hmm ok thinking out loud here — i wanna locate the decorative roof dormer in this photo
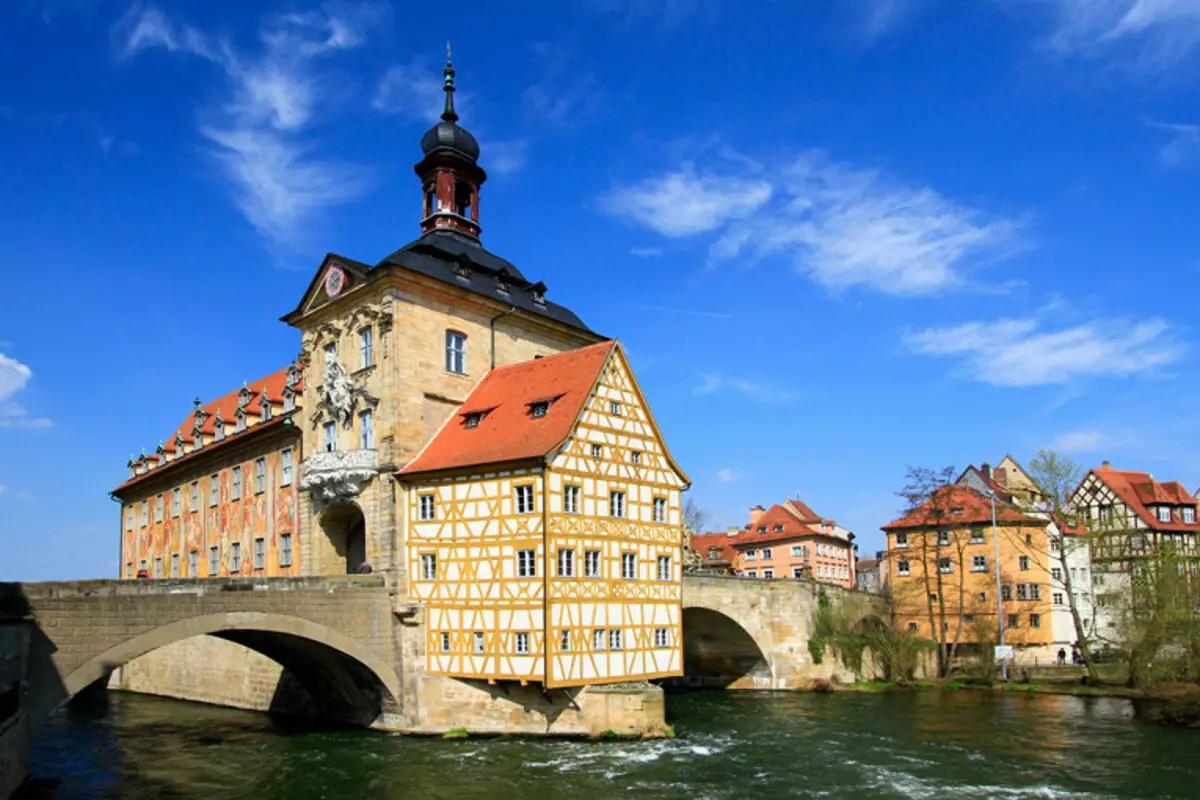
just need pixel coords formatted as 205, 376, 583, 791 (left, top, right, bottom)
238, 382, 252, 409
415, 46, 487, 240
260, 391, 272, 421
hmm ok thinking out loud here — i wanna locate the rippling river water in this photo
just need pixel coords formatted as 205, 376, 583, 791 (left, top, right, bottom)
25, 689, 1200, 799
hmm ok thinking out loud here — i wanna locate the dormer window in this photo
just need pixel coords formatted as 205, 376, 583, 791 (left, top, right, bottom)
283, 389, 296, 413
453, 261, 471, 281
1158, 506, 1172, 523
213, 418, 225, 441
530, 401, 549, 419
530, 281, 547, 306
464, 411, 485, 429
235, 410, 247, 433
1185, 507, 1196, 524
757, 526, 767, 533
238, 387, 252, 410
774, 524, 784, 532
285, 365, 300, 389
951, 508, 964, 516
260, 393, 272, 422
193, 431, 203, 451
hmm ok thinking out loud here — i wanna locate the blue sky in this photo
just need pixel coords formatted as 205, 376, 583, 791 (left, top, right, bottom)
3, 0, 1200, 580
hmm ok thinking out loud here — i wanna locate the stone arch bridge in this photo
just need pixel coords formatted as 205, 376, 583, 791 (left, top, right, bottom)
3, 574, 891, 733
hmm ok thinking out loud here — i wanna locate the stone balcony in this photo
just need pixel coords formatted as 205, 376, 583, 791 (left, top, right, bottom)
300, 449, 378, 502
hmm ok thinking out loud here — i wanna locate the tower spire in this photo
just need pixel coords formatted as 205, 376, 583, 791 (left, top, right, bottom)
442, 42, 458, 123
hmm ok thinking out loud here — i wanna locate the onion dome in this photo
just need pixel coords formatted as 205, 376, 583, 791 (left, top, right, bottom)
420, 46, 480, 163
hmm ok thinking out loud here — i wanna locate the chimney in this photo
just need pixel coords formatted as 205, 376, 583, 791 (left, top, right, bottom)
726, 526, 740, 538
1101, 461, 1112, 471
981, 462, 992, 481
749, 505, 766, 525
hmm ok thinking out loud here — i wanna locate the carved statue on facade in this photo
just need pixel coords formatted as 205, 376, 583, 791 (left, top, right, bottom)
322, 356, 355, 425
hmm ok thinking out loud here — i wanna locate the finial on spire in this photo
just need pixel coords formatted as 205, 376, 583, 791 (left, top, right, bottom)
441, 43, 458, 123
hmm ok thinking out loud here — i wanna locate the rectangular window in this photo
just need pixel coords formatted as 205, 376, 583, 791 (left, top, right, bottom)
1051, 567, 1062, 581
621, 552, 637, 580
1017, 583, 1029, 601
761, 548, 772, 560
564, 485, 580, 514
517, 549, 537, 578
171, 488, 181, 518
125, 506, 133, 531
630, 451, 641, 465
231, 466, 242, 500
610, 401, 622, 415
473, 632, 485, 655
280, 534, 293, 567
610, 490, 626, 519
190, 481, 199, 512
208, 546, 218, 576
591, 444, 602, 459
970, 528, 985, 544
418, 493, 435, 521
745, 550, 757, 562
938, 531, 951, 546
188, 550, 197, 577
763, 569, 774, 579
791, 545, 803, 557
515, 632, 530, 655
1001, 584, 1012, 601
170, 554, 179, 578
652, 496, 667, 523
446, 331, 467, 374
746, 570, 757, 577
530, 401, 548, 418
281, 449, 293, 486
609, 629, 623, 650
284, 391, 295, 412
231, 543, 242, 573
654, 628, 669, 648
971, 555, 988, 572
515, 484, 535, 514
557, 548, 575, 578
440, 632, 451, 653
420, 553, 437, 581
255, 458, 266, 494
253, 538, 265, 570
585, 550, 601, 578
1186, 508, 1196, 524
792, 567, 804, 578
210, 474, 219, 506
593, 629, 607, 650
125, 563, 133, 579
155, 495, 163, 523
1007, 614, 1019, 629
657, 555, 672, 581
1019, 555, 1030, 571
1053, 592, 1064, 606
323, 421, 336, 452
324, 341, 337, 366
359, 327, 373, 369
895, 532, 908, 548
1158, 506, 1171, 523
978, 592, 987, 603
561, 630, 571, 652
359, 410, 374, 450
154, 557, 163, 578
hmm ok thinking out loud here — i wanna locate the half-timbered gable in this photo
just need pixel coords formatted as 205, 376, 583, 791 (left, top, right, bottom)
400, 340, 689, 687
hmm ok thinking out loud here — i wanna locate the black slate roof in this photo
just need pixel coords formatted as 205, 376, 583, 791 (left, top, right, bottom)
376, 230, 595, 334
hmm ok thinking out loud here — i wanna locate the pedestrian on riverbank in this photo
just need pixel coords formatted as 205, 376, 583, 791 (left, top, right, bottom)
1057, 647, 1067, 666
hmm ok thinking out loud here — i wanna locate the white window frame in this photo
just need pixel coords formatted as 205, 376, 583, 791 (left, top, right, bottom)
323, 421, 336, 452
657, 555, 671, 581
418, 493, 436, 521
171, 488, 180, 518
188, 550, 198, 577
938, 530, 951, 546
515, 484, 535, 514
561, 629, 571, 652
591, 444, 602, 459
1019, 555, 1031, 571
515, 632, 530, 655
440, 632, 451, 653
446, 330, 467, 374
253, 537, 265, 570
1159, 506, 1172, 523
791, 545, 803, 557
210, 474, 219, 507
231, 466, 242, 500
608, 629, 623, 650
564, 485, 580, 514
610, 401, 622, 415
557, 548, 575, 578
621, 552, 637, 580
1186, 508, 1196, 524
761, 548, 772, 560
255, 458, 266, 494
208, 545, 218, 576
359, 327, 373, 369
473, 631, 485, 655
631, 451, 641, 465
420, 553, 437, 581
895, 532, 908, 548
359, 409, 374, 450
971, 555, 988, 572
792, 567, 804, 578
745, 550, 757, 562
517, 549, 537, 578
584, 549, 601, 578
281, 449, 293, 486
280, 534, 293, 567
653, 497, 667, 524
610, 490, 626, 519
154, 557, 163, 578
897, 560, 911, 577
190, 481, 199, 513
938, 558, 952, 574
231, 542, 242, 573
593, 629, 607, 650
155, 495, 163, 523
763, 569, 774, 579
970, 528, 986, 544
654, 628, 669, 648
170, 554, 179, 578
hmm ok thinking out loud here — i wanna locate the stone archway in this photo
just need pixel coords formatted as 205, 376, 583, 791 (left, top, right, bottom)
320, 502, 367, 574
675, 607, 773, 690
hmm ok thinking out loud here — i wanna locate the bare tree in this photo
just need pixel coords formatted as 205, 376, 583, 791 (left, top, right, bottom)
1026, 449, 1098, 683
682, 497, 712, 536
895, 465, 959, 677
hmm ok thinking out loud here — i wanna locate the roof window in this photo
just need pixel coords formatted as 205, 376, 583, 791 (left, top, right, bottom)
757, 526, 767, 533
530, 401, 550, 419
464, 411, 486, 429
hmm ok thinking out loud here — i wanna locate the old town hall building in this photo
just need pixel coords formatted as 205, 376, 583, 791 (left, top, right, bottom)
112, 57, 689, 691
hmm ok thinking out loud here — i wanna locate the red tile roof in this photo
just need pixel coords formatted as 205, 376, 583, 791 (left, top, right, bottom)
1089, 468, 1200, 532
882, 484, 1042, 531
401, 341, 617, 475
690, 532, 737, 563
116, 366, 302, 493
735, 502, 848, 547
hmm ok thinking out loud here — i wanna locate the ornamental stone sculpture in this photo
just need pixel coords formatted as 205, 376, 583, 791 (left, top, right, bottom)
323, 356, 354, 425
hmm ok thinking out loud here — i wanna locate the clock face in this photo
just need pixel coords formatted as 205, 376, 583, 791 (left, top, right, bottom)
324, 266, 346, 297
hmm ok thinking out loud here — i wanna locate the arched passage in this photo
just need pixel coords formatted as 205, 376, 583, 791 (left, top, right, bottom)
675, 607, 772, 690
35, 613, 400, 730
320, 502, 367, 574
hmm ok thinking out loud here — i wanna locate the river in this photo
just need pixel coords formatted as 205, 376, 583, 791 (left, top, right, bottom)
22, 689, 1200, 799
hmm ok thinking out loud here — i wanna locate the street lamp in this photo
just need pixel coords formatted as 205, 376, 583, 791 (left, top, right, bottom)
986, 488, 1008, 681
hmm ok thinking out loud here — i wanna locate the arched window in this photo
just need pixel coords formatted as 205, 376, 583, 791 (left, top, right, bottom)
445, 330, 466, 374
454, 181, 472, 218
424, 182, 437, 216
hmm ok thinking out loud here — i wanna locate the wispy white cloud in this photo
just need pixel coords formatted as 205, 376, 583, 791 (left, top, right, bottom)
630, 246, 664, 257
904, 316, 1185, 387
1048, 428, 1112, 453
716, 467, 743, 484
115, 2, 387, 253
1039, 0, 1200, 68
485, 140, 529, 175
371, 58, 446, 122
522, 43, 606, 124
1147, 119, 1200, 166
857, 0, 925, 42
602, 166, 772, 237
0, 353, 52, 429
604, 149, 1023, 295
642, 305, 731, 319
695, 373, 796, 402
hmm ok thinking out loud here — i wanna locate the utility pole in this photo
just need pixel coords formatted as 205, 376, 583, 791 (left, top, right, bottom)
988, 489, 1008, 681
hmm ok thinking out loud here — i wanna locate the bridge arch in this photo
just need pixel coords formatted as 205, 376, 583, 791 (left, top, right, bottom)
678, 603, 774, 690
51, 612, 400, 728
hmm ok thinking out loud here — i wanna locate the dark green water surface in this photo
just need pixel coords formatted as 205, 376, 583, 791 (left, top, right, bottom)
25, 689, 1200, 799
